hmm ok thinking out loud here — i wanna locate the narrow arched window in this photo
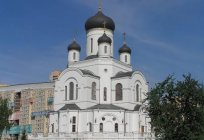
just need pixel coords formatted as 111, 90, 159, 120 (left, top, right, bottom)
104, 46, 107, 53
73, 52, 76, 60
104, 87, 107, 101
91, 82, 96, 100
76, 84, 78, 100
115, 123, 118, 132
51, 123, 54, 133
136, 84, 139, 102
89, 123, 92, 132
91, 38, 93, 53
99, 123, 103, 132
69, 82, 74, 100
65, 86, 67, 100
125, 55, 127, 62
116, 83, 122, 101
72, 116, 76, 132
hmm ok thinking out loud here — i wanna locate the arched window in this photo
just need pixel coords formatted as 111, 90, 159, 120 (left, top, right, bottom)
125, 55, 127, 62
76, 84, 78, 100
115, 123, 118, 132
65, 86, 67, 100
136, 84, 139, 102
91, 82, 96, 100
89, 123, 92, 132
51, 123, 54, 133
116, 83, 122, 101
104, 87, 107, 101
91, 38, 93, 53
104, 46, 107, 53
73, 52, 76, 60
99, 123, 103, 132
72, 116, 76, 132
69, 82, 74, 100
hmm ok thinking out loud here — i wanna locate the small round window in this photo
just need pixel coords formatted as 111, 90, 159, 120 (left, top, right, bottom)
113, 117, 116, 121
102, 117, 105, 121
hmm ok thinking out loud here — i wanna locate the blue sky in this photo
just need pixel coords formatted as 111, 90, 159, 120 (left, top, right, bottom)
0, 0, 204, 88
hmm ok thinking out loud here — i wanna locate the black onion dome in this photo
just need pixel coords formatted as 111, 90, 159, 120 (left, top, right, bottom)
119, 43, 131, 54
67, 41, 81, 51
85, 11, 115, 31
98, 33, 112, 45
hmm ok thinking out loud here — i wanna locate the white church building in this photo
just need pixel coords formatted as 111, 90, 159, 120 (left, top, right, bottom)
31, 6, 153, 140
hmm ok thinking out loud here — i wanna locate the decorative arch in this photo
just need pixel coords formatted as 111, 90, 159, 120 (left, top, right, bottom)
115, 83, 122, 101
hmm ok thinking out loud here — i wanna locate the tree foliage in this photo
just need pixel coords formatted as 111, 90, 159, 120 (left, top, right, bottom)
0, 98, 12, 136
147, 74, 204, 140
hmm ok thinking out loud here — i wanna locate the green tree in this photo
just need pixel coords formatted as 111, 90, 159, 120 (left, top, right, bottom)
147, 74, 204, 140
0, 98, 12, 138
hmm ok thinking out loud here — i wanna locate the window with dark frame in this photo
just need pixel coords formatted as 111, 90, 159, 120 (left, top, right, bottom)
116, 83, 123, 101
104, 87, 107, 101
104, 46, 107, 53
91, 38, 93, 53
99, 123, 103, 132
91, 82, 96, 100
115, 123, 118, 132
73, 52, 76, 60
69, 82, 74, 100
65, 86, 67, 100
136, 84, 139, 102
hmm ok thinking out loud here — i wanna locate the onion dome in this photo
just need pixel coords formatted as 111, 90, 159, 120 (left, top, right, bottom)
67, 40, 81, 52
98, 33, 112, 45
119, 43, 131, 54
85, 11, 115, 31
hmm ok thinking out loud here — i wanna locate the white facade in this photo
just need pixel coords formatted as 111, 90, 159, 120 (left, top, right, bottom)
68, 50, 80, 65
30, 8, 153, 140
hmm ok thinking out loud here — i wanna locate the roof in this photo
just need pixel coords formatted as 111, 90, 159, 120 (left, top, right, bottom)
79, 69, 99, 78
98, 33, 112, 45
85, 11, 115, 31
133, 104, 141, 111
111, 71, 134, 79
85, 55, 99, 60
119, 43, 131, 54
59, 104, 80, 110
87, 104, 126, 110
67, 40, 81, 51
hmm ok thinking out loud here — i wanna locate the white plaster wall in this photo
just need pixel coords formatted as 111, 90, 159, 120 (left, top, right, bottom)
68, 50, 80, 65
98, 42, 111, 57
69, 58, 132, 78
120, 52, 131, 65
49, 113, 59, 133
54, 68, 100, 111
86, 28, 113, 57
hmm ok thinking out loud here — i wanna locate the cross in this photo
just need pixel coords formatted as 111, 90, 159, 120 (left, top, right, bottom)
103, 21, 106, 29
98, 0, 102, 11
123, 32, 126, 43
73, 31, 77, 41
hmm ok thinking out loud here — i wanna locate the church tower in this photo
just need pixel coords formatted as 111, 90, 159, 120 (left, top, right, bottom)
85, 7, 115, 57
67, 40, 81, 65
119, 33, 131, 65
